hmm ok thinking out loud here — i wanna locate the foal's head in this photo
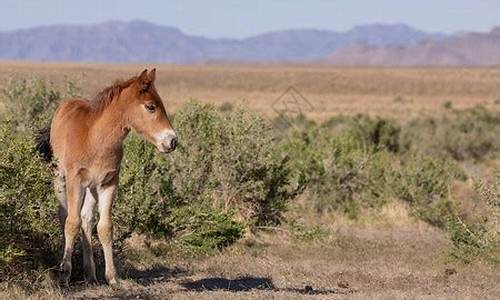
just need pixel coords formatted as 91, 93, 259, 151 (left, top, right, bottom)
121, 69, 177, 153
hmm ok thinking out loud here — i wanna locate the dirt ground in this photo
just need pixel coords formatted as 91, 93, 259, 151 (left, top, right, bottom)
2, 204, 498, 300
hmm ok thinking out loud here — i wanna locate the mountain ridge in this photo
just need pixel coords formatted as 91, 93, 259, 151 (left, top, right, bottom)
0, 20, 446, 63
325, 26, 500, 66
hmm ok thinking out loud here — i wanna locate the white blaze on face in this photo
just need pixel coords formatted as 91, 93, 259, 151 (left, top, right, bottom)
156, 129, 177, 153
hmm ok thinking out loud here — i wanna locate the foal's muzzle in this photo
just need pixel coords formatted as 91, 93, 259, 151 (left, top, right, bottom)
157, 130, 178, 153
161, 136, 177, 153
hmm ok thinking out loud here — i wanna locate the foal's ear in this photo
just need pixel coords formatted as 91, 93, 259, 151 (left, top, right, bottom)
137, 69, 152, 92
138, 69, 148, 82
148, 68, 156, 82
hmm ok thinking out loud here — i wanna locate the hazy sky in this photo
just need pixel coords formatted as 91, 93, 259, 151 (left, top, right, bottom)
1, 0, 499, 38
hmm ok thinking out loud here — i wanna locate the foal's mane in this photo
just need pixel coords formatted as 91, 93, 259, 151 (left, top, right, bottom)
91, 76, 138, 111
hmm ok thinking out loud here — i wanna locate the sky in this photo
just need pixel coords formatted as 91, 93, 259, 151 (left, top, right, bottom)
1, 0, 499, 38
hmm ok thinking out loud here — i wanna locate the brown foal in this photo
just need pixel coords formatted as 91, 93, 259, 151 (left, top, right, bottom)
48, 69, 176, 286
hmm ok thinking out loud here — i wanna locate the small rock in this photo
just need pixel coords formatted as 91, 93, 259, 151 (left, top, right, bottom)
304, 285, 314, 293
338, 280, 349, 289
445, 268, 457, 276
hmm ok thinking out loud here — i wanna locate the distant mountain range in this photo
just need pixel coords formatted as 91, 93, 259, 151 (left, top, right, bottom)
325, 27, 500, 66
0, 20, 499, 66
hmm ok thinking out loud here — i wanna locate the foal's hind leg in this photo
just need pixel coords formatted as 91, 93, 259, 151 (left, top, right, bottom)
59, 174, 86, 287
81, 188, 98, 285
53, 168, 67, 232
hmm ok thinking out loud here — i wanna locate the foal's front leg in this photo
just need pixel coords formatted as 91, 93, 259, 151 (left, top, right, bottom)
81, 189, 98, 285
97, 183, 118, 285
60, 175, 86, 286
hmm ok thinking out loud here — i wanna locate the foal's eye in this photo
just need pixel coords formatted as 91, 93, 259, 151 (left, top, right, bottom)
145, 103, 156, 113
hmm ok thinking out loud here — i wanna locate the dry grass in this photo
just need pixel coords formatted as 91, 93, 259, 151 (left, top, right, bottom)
4, 205, 498, 299
2, 204, 498, 299
1, 61, 500, 121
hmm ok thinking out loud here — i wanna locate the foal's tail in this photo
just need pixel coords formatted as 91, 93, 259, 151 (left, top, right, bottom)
35, 126, 53, 163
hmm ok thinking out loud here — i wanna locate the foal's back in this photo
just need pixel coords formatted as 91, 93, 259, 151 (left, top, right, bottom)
50, 98, 97, 168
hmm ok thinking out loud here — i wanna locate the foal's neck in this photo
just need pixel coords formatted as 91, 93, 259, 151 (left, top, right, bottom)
91, 99, 129, 152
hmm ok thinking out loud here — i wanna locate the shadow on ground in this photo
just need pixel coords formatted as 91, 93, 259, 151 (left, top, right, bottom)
181, 276, 349, 295
182, 276, 274, 292
69, 264, 352, 297
122, 264, 188, 286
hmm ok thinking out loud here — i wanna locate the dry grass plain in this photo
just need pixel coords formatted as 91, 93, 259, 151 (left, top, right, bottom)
0, 61, 499, 299
2, 61, 500, 121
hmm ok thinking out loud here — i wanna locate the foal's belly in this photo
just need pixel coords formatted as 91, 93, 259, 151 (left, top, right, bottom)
79, 166, 121, 189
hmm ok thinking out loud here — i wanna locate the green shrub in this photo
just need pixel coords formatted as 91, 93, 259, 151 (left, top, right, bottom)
0, 122, 58, 277
274, 130, 325, 194
400, 107, 500, 161
116, 133, 244, 252
278, 116, 465, 224
0, 78, 78, 130
0, 78, 76, 279
322, 114, 401, 152
164, 101, 293, 225
168, 203, 244, 253
287, 219, 329, 243
218, 102, 234, 112
447, 177, 499, 263
447, 215, 490, 263
271, 113, 317, 136
311, 133, 395, 218
115, 134, 174, 243
393, 154, 464, 227
277, 125, 396, 219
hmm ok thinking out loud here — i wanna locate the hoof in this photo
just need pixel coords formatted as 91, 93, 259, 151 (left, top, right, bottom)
85, 276, 99, 286
107, 277, 121, 289
58, 271, 70, 288
58, 264, 71, 288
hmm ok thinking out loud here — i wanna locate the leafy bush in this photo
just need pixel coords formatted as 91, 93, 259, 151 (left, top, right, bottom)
278, 115, 466, 225
167, 203, 244, 253
310, 134, 394, 218
0, 122, 59, 277
164, 101, 293, 225
271, 113, 317, 134
116, 134, 244, 252
277, 124, 397, 219
0, 78, 78, 130
114, 135, 173, 243
274, 130, 325, 195
447, 177, 499, 263
322, 114, 401, 152
393, 154, 464, 227
287, 219, 329, 243
400, 107, 500, 161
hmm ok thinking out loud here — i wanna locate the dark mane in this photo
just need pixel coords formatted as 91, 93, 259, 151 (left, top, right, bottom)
91, 76, 138, 111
